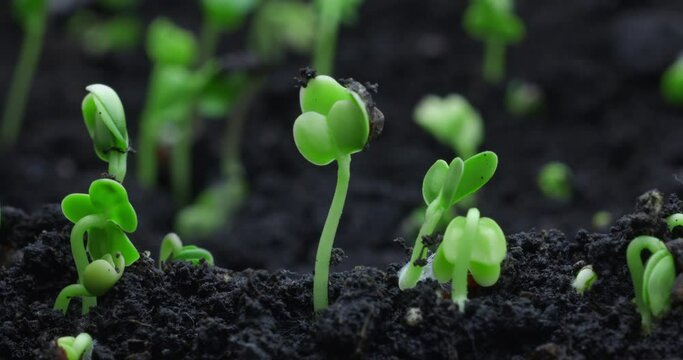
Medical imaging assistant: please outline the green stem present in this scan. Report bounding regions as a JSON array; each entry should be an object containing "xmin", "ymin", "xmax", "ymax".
[
  {"xmin": 108, "ymin": 151, "xmax": 127, "ymax": 182},
  {"xmin": 626, "ymin": 236, "xmax": 667, "ymax": 331},
  {"xmin": 171, "ymin": 124, "xmax": 192, "ymax": 205},
  {"xmin": 69, "ymin": 214, "xmax": 106, "ymax": 314},
  {"xmin": 399, "ymin": 201, "xmax": 445, "ymax": 290},
  {"xmin": 451, "ymin": 208, "xmax": 479, "ymax": 311},
  {"xmin": 313, "ymin": 2, "xmax": 341, "ymax": 75},
  {"xmin": 176, "ymin": 248, "xmax": 214, "ymax": 265},
  {"xmin": 483, "ymin": 39, "xmax": 505, "ymax": 85},
  {"xmin": 199, "ymin": 21, "xmax": 220, "ymax": 64},
  {"xmin": 53, "ymin": 284, "xmax": 92, "ymax": 314},
  {"xmin": 137, "ymin": 67, "xmax": 162, "ymax": 188},
  {"xmin": 1, "ymin": 14, "xmax": 47, "ymax": 148},
  {"xmin": 313, "ymin": 154, "xmax": 350, "ymax": 311}
]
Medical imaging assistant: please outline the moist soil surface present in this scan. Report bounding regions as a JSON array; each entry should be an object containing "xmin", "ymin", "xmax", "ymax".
[
  {"xmin": 2, "ymin": 0, "xmax": 683, "ymax": 358},
  {"xmin": 2, "ymin": 192, "xmax": 683, "ymax": 359}
]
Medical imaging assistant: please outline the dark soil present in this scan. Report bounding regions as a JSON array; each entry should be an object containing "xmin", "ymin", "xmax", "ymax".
[{"xmin": 1, "ymin": 191, "xmax": 683, "ymax": 359}]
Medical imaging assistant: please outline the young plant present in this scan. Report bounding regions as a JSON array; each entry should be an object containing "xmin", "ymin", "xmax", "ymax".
[
  {"xmin": 572, "ymin": 265, "xmax": 597, "ymax": 295},
  {"xmin": 463, "ymin": 0, "xmax": 525, "ymax": 84},
  {"xmin": 661, "ymin": 55, "xmax": 683, "ymax": 105},
  {"xmin": 431, "ymin": 208, "xmax": 506, "ymax": 310},
  {"xmin": 538, "ymin": 161, "xmax": 572, "ymax": 201},
  {"xmin": 313, "ymin": 0, "xmax": 363, "ymax": 75},
  {"xmin": 627, "ymin": 236, "xmax": 676, "ymax": 333},
  {"xmin": 293, "ymin": 72, "xmax": 383, "ymax": 311},
  {"xmin": 414, "ymin": 94, "xmax": 483, "ymax": 159},
  {"xmin": 398, "ymin": 152, "xmax": 498, "ymax": 290},
  {"xmin": 159, "ymin": 233, "xmax": 214, "ymax": 267},
  {"xmin": 67, "ymin": 12, "xmax": 143, "ymax": 56},
  {"xmin": 505, "ymin": 79, "xmax": 544, "ymax": 117},
  {"xmin": 200, "ymin": 0, "xmax": 257, "ymax": 61},
  {"xmin": 1, "ymin": 0, "xmax": 48, "ymax": 148},
  {"xmin": 137, "ymin": 18, "xmax": 216, "ymax": 204},
  {"xmin": 56, "ymin": 333, "xmax": 93, "ymax": 360},
  {"xmin": 666, "ymin": 213, "xmax": 683, "ymax": 232}
]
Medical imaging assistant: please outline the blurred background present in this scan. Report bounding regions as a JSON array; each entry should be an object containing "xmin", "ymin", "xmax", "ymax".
[{"xmin": 2, "ymin": 0, "xmax": 683, "ymax": 272}]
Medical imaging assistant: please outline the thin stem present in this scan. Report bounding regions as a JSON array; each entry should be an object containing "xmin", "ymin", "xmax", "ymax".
[
  {"xmin": 313, "ymin": 1, "xmax": 341, "ymax": 75},
  {"xmin": 137, "ymin": 67, "xmax": 162, "ymax": 188},
  {"xmin": 107, "ymin": 151, "xmax": 127, "ymax": 182},
  {"xmin": 626, "ymin": 236, "xmax": 667, "ymax": 331},
  {"xmin": 171, "ymin": 122, "xmax": 192, "ymax": 205},
  {"xmin": 69, "ymin": 215, "xmax": 106, "ymax": 314},
  {"xmin": 451, "ymin": 208, "xmax": 479, "ymax": 311},
  {"xmin": 1, "ymin": 13, "xmax": 47, "ymax": 148},
  {"xmin": 313, "ymin": 154, "xmax": 350, "ymax": 311},
  {"xmin": 399, "ymin": 201, "xmax": 444, "ymax": 290},
  {"xmin": 483, "ymin": 39, "xmax": 505, "ymax": 85},
  {"xmin": 54, "ymin": 284, "xmax": 91, "ymax": 314},
  {"xmin": 199, "ymin": 21, "xmax": 220, "ymax": 64}
]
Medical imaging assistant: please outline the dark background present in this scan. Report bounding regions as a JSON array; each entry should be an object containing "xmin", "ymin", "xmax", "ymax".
[{"xmin": 2, "ymin": 0, "xmax": 683, "ymax": 271}]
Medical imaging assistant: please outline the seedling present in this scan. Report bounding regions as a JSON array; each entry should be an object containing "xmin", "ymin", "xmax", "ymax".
[
  {"xmin": 414, "ymin": 94, "xmax": 483, "ymax": 159},
  {"xmin": 82, "ymin": 84, "xmax": 130, "ymax": 182},
  {"xmin": 627, "ymin": 236, "xmax": 676, "ymax": 333},
  {"xmin": 661, "ymin": 55, "xmax": 683, "ymax": 105},
  {"xmin": 138, "ymin": 18, "xmax": 216, "ymax": 203},
  {"xmin": 200, "ymin": 0, "xmax": 257, "ymax": 61},
  {"xmin": 159, "ymin": 233, "xmax": 214, "ymax": 267},
  {"xmin": 538, "ymin": 162, "xmax": 572, "ymax": 201},
  {"xmin": 666, "ymin": 213, "xmax": 683, "ymax": 232},
  {"xmin": 54, "ymin": 178, "xmax": 139, "ymax": 314},
  {"xmin": 572, "ymin": 265, "xmax": 597, "ymax": 295},
  {"xmin": 56, "ymin": 333, "xmax": 93, "ymax": 360},
  {"xmin": 313, "ymin": 0, "xmax": 363, "ymax": 75},
  {"xmin": 431, "ymin": 208, "xmax": 506, "ymax": 310},
  {"xmin": 293, "ymin": 73, "xmax": 383, "ymax": 311},
  {"xmin": 398, "ymin": 152, "xmax": 498, "ymax": 290},
  {"xmin": 1, "ymin": 0, "xmax": 47, "ymax": 148},
  {"xmin": 463, "ymin": 0, "xmax": 525, "ymax": 84},
  {"xmin": 67, "ymin": 12, "xmax": 142, "ymax": 56},
  {"xmin": 505, "ymin": 80, "xmax": 544, "ymax": 117}
]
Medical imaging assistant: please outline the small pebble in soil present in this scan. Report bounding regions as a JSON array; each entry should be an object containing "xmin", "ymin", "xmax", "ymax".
[{"xmin": 405, "ymin": 307, "xmax": 423, "ymax": 326}]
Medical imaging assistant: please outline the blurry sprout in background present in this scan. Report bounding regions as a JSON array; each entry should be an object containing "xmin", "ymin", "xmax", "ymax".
[
  {"xmin": 505, "ymin": 79, "xmax": 544, "ymax": 117},
  {"xmin": 66, "ymin": 12, "xmax": 143, "ymax": 56},
  {"xmin": 627, "ymin": 236, "xmax": 676, "ymax": 333},
  {"xmin": 1, "ymin": 0, "xmax": 47, "ymax": 148},
  {"xmin": 398, "ymin": 152, "xmax": 498, "ymax": 291},
  {"xmin": 572, "ymin": 265, "xmax": 597, "ymax": 295},
  {"xmin": 56, "ymin": 333, "xmax": 93, "ymax": 360},
  {"xmin": 592, "ymin": 210, "xmax": 613, "ymax": 230},
  {"xmin": 414, "ymin": 94, "xmax": 484, "ymax": 160},
  {"xmin": 431, "ymin": 208, "xmax": 507, "ymax": 311},
  {"xmin": 177, "ymin": 0, "xmax": 318, "ymax": 238},
  {"xmin": 200, "ymin": 0, "xmax": 257, "ymax": 61},
  {"xmin": 538, "ymin": 161, "xmax": 572, "ymax": 202},
  {"xmin": 313, "ymin": 0, "xmax": 364, "ymax": 75},
  {"xmin": 463, "ymin": 0, "xmax": 525, "ymax": 84},
  {"xmin": 137, "ymin": 18, "xmax": 217, "ymax": 204},
  {"xmin": 159, "ymin": 233, "xmax": 214, "ymax": 268},
  {"xmin": 661, "ymin": 54, "xmax": 683, "ymax": 105}
]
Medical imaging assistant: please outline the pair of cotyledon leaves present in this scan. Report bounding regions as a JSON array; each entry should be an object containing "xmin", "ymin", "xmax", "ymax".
[
  {"xmin": 62, "ymin": 178, "xmax": 139, "ymax": 266},
  {"xmin": 463, "ymin": 0, "xmax": 525, "ymax": 43},
  {"xmin": 628, "ymin": 236, "xmax": 676, "ymax": 321},
  {"xmin": 293, "ymin": 75, "xmax": 370, "ymax": 166},
  {"xmin": 82, "ymin": 84, "xmax": 129, "ymax": 167}
]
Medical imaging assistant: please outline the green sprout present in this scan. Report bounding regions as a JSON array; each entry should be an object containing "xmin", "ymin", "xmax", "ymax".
[
  {"xmin": 627, "ymin": 236, "xmax": 676, "ymax": 333},
  {"xmin": 54, "ymin": 179, "xmax": 139, "ymax": 314},
  {"xmin": 398, "ymin": 152, "xmax": 498, "ymax": 291},
  {"xmin": 67, "ymin": 12, "xmax": 143, "ymax": 56},
  {"xmin": 666, "ymin": 213, "xmax": 683, "ymax": 232},
  {"xmin": 1, "ymin": 0, "xmax": 47, "ymax": 148},
  {"xmin": 56, "ymin": 333, "xmax": 93, "ymax": 360},
  {"xmin": 661, "ymin": 55, "xmax": 683, "ymax": 105},
  {"xmin": 572, "ymin": 265, "xmax": 597, "ymax": 295},
  {"xmin": 431, "ymin": 208, "xmax": 506, "ymax": 310},
  {"xmin": 293, "ymin": 73, "xmax": 383, "ymax": 311},
  {"xmin": 200, "ymin": 0, "xmax": 257, "ymax": 61},
  {"xmin": 414, "ymin": 94, "xmax": 483, "ymax": 159},
  {"xmin": 505, "ymin": 79, "xmax": 544, "ymax": 117},
  {"xmin": 159, "ymin": 233, "xmax": 214, "ymax": 268},
  {"xmin": 313, "ymin": 0, "xmax": 363, "ymax": 75},
  {"xmin": 592, "ymin": 211, "xmax": 613, "ymax": 230},
  {"xmin": 137, "ymin": 18, "xmax": 217, "ymax": 204},
  {"xmin": 463, "ymin": 0, "xmax": 525, "ymax": 84},
  {"xmin": 82, "ymin": 84, "xmax": 130, "ymax": 182},
  {"xmin": 538, "ymin": 161, "xmax": 572, "ymax": 201}
]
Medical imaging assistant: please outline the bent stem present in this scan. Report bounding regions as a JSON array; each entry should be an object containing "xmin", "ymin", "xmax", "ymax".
[
  {"xmin": 54, "ymin": 284, "xmax": 92, "ymax": 314},
  {"xmin": 69, "ymin": 214, "xmax": 106, "ymax": 314},
  {"xmin": 1, "ymin": 12, "xmax": 47, "ymax": 148},
  {"xmin": 313, "ymin": 154, "xmax": 350, "ymax": 311},
  {"xmin": 399, "ymin": 201, "xmax": 444, "ymax": 290},
  {"xmin": 483, "ymin": 39, "xmax": 505, "ymax": 85},
  {"xmin": 313, "ymin": 1, "xmax": 341, "ymax": 75},
  {"xmin": 451, "ymin": 208, "xmax": 479, "ymax": 311},
  {"xmin": 626, "ymin": 235, "xmax": 667, "ymax": 332}
]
